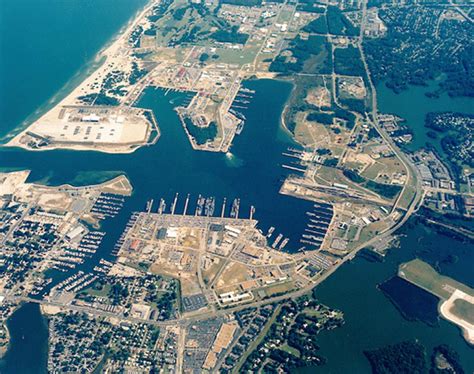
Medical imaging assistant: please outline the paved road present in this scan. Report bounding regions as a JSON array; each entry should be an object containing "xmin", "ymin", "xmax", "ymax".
[{"xmin": 1, "ymin": 0, "xmax": 427, "ymax": 338}]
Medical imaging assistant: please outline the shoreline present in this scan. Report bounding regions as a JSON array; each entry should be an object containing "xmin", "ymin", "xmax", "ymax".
[
  {"xmin": 0, "ymin": 302, "xmax": 20, "ymax": 361},
  {"xmin": 438, "ymin": 291, "xmax": 474, "ymax": 346},
  {"xmin": 0, "ymin": 0, "xmax": 154, "ymax": 147}
]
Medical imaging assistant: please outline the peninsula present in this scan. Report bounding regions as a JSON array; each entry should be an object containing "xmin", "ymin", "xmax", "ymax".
[{"xmin": 399, "ymin": 259, "xmax": 474, "ymax": 345}]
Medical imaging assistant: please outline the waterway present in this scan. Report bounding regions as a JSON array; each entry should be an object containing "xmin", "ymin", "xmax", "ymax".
[
  {"xmin": 377, "ymin": 81, "xmax": 474, "ymax": 152},
  {"xmin": 301, "ymin": 220, "xmax": 474, "ymax": 373},
  {"xmin": 1, "ymin": 1, "xmax": 474, "ymax": 373},
  {"xmin": 0, "ymin": 303, "xmax": 48, "ymax": 374}
]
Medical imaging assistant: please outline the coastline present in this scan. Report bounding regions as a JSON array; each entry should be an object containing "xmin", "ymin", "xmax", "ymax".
[
  {"xmin": 438, "ymin": 291, "xmax": 474, "ymax": 346},
  {"xmin": 0, "ymin": 325, "xmax": 10, "ymax": 359},
  {"xmin": 0, "ymin": 303, "xmax": 20, "ymax": 361},
  {"xmin": 1, "ymin": 0, "xmax": 154, "ymax": 147}
]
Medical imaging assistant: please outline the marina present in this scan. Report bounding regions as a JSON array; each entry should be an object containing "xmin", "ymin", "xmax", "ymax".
[
  {"xmin": 299, "ymin": 202, "xmax": 334, "ymax": 250},
  {"xmin": 90, "ymin": 193, "xmax": 125, "ymax": 219}
]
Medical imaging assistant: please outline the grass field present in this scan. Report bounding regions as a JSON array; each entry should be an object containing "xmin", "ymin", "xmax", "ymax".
[
  {"xmin": 263, "ymin": 281, "xmax": 295, "ymax": 297},
  {"xmin": 399, "ymin": 259, "xmax": 473, "ymax": 300},
  {"xmin": 84, "ymin": 283, "xmax": 112, "ymax": 298}
]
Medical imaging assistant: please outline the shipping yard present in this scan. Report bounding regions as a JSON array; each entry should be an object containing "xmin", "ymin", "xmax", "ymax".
[{"xmin": 7, "ymin": 106, "xmax": 159, "ymax": 153}]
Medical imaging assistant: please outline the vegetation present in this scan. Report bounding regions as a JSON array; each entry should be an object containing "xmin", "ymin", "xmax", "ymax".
[
  {"xmin": 270, "ymin": 35, "xmax": 332, "ymax": 75},
  {"xmin": 424, "ymin": 112, "xmax": 474, "ymax": 173},
  {"xmin": 307, "ymin": 112, "xmax": 333, "ymax": 125},
  {"xmin": 430, "ymin": 345, "xmax": 465, "ymax": 374},
  {"xmin": 343, "ymin": 169, "xmax": 401, "ymax": 199},
  {"xmin": 327, "ymin": 6, "xmax": 359, "ymax": 36},
  {"xmin": 172, "ymin": 6, "xmax": 187, "ymax": 21},
  {"xmin": 199, "ymin": 53, "xmax": 209, "ymax": 62},
  {"xmin": 129, "ymin": 62, "xmax": 148, "ymax": 85},
  {"xmin": 78, "ymin": 93, "xmax": 119, "ymax": 106},
  {"xmin": 210, "ymin": 26, "xmax": 249, "ymax": 44},
  {"xmin": 220, "ymin": 0, "xmax": 262, "ymax": 5},
  {"xmin": 364, "ymin": 7, "xmax": 473, "ymax": 97},
  {"xmin": 303, "ymin": 16, "xmax": 328, "ymax": 34},
  {"xmin": 365, "ymin": 180, "xmax": 402, "ymax": 199},
  {"xmin": 334, "ymin": 46, "xmax": 365, "ymax": 76},
  {"xmin": 239, "ymin": 296, "xmax": 344, "ymax": 373},
  {"xmin": 184, "ymin": 117, "xmax": 218, "ymax": 145},
  {"xmin": 296, "ymin": 1, "xmax": 325, "ymax": 14},
  {"xmin": 343, "ymin": 169, "xmax": 365, "ymax": 183},
  {"xmin": 338, "ymin": 97, "xmax": 366, "ymax": 114},
  {"xmin": 364, "ymin": 340, "xmax": 427, "ymax": 374}
]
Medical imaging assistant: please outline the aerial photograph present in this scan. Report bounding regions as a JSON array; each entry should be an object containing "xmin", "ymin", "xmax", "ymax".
[{"xmin": 0, "ymin": 0, "xmax": 472, "ymax": 373}]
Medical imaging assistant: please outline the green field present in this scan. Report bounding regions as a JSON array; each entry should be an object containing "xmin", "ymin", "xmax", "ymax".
[{"xmin": 399, "ymin": 259, "xmax": 473, "ymax": 300}]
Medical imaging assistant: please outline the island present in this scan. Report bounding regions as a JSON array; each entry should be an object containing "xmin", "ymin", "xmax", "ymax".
[{"xmin": 399, "ymin": 259, "xmax": 474, "ymax": 345}]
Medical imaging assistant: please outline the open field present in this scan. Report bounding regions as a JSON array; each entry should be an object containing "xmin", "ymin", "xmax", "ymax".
[
  {"xmin": 440, "ymin": 290, "xmax": 474, "ymax": 345},
  {"xmin": 399, "ymin": 259, "xmax": 474, "ymax": 344},
  {"xmin": 451, "ymin": 299, "xmax": 474, "ymax": 325},
  {"xmin": 399, "ymin": 259, "xmax": 473, "ymax": 300}
]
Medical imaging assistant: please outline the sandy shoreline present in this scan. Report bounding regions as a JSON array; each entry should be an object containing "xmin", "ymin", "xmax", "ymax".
[{"xmin": 2, "ymin": 0, "xmax": 157, "ymax": 153}]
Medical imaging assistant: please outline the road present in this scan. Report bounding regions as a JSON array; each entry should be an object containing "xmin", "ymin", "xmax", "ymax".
[
  {"xmin": 358, "ymin": 0, "xmax": 424, "ymax": 218},
  {"xmin": 0, "ymin": 203, "xmax": 31, "ymax": 247},
  {"xmin": 0, "ymin": 1, "xmax": 428, "ymax": 356}
]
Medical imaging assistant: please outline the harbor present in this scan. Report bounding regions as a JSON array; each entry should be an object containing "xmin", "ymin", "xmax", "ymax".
[{"xmin": 2, "ymin": 75, "xmax": 473, "ymax": 372}]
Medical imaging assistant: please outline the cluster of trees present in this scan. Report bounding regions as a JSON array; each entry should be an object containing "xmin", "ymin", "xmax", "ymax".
[
  {"xmin": 129, "ymin": 25, "xmax": 143, "ymax": 48},
  {"xmin": 172, "ymin": 6, "xmax": 187, "ymax": 21},
  {"xmin": 210, "ymin": 26, "xmax": 249, "ymax": 44},
  {"xmin": 129, "ymin": 62, "xmax": 148, "ymax": 85},
  {"xmin": 364, "ymin": 340, "xmax": 427, "ymax": 374},
  {"xmin": 424, "ymin": 112, "xmax": 474, "ymax": 178},
  {"xmin": 270, "ymin": 35, "xmax": 332, "ymax": 75},
  {"xmin": 184, "ymin": 117, "xmax": 218, "ymax": 145},
  {"xmin": 78, "ymin": 93, "xmax": 119, "ymax": 106},
  {"xmin": 199, "ymin": 53, "xmax": 209, "ymax": 62},
  {"xmin": 338, "ymin": 97, "xmax": 366, "ymax": 114},
  {"xmin": 241, "ymin": 297, "xmax": 344, "ymax": 373},
  {"xmin": 326, "ymin": 6, "xmax": 359, "ymax": 36},
  {"xmin": 306, "ymin": 105, "xmax": 357, "ymax": 129},
  {"xmin": 431, "ymin": 345, "xmax": 465, "ymax": 374},
  {"xmin": 303, "ymin": 16, "xmax": 328, "ymax": 34},
  {"xmin": 173, "ymin": 25, "xmax": 203, "ymax": 46},
  {"xmin": 334, "ymin": 46, "xmax": 365, "ymax": 76},
  {"xmin": 343, "ymin": 169, "xmax": 401, "ymax": 199},
  {"xmin": 109, "ymin": 283, "xmax": 129, "ymax": 305},
  {"xmin": 220, "ymin": 0, "xmax": 262, "ymax": 5},
  {"xmin": 307, "ymin": 111, "xmax": 333, "ymax": 125},
  {"xmin": 365, "ymin": 341, "xmax": 466, "ymax": 374},
  {"xmin": 143, "ymin": 24, "xmax": 157, "ymax": 36},
  {"xmin": 297, "ymin": 2, "xmax": 325, "ymax": 13},
  {"xmin": 147, "ymin": 0, "xmax": 173, "ymax": 22},
  {"xmin": 155, "ymin": 290, "xmax": 177, "ymax": 320}
]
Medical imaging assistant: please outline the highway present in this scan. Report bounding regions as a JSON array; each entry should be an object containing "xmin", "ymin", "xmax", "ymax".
[
  {"xmin": 358, "ymin": 0, "xmax": 424, "ymax": 218},
  {"xmin": 0, "ymin": 2, "xmax": 430, "ymax": 358}
]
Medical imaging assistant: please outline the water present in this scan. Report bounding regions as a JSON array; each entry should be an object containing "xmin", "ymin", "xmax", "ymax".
[
  {"xmin": 297, "ymin": 221, "xmax": 474, "ymax": 374},
  {"xmin": 0, "ymin": 79, "xmax": 315, "ymax": 370},
  {"xmin": 377, "ymin": 81, "xmax": 474, "ymax": 152},
  {"xmin": 0, "ymin": 0, "xmax": 148, "ymax": 140},
  {"xmin": 0, "ymin": 303, "xmax": 48, "ymax": 374}
]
